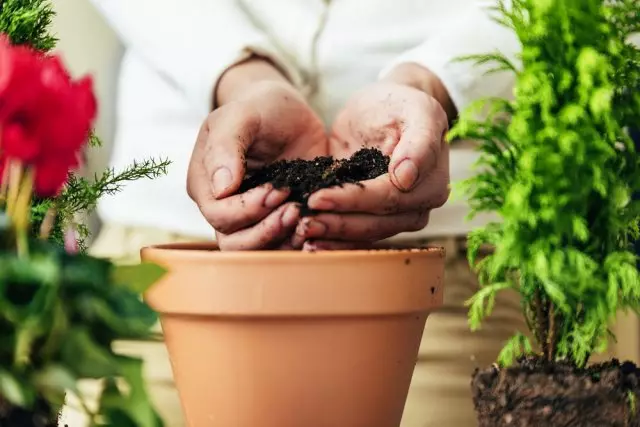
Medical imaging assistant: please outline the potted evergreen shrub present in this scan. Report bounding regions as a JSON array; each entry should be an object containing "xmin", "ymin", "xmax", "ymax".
[
  {"xmin": 448, "ymin": 0, "xmax": 640, "ymax": 425},
  {"xmin": 0, "ymin": 0, "xmax": 170, "ymax": 425}
]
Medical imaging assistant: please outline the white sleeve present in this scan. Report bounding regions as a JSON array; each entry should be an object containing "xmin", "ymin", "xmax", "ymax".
[
  {"xmin": 89, "ymin": 0, "xmax": 302, "ymax": 114},
  {"xmin": 379, "ymin": 1, "xmax": 521, "ymax": 113}
]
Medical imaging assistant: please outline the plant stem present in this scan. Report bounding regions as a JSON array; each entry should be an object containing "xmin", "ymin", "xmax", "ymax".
[
  {"xmin": 534, "ymin": 287, "xmax": 549, "ymax": 359},
  {"xmin": 0, "ymin": 158, "xmax": 8, "ymax": 208},
  {"xmin": 38, "ymin": 206, "xmax": 56, "ymax": 239},
  {"xmin": 5, "ymin": 160, "xmax": 22, "ymax": 218},
  {"xmin": 14, "ymin": 168, "xmax": 34, "ymax": 258},
  {"xmin": 548, "ymin": 301, "xmax": 557, "ymax": 362}
]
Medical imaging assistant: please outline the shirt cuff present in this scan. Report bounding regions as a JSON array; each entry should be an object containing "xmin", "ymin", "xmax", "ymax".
[{"xmin": 203, "ymin": 42, "xmax": 304, "ymax": 112}]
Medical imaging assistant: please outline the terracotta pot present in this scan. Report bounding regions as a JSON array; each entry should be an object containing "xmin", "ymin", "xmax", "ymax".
[{"xmin": 141, "ymin": 243, "xmax": 445, "ymax": 427}]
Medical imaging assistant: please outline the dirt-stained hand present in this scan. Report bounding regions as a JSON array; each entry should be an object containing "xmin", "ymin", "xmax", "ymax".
[
  {"xmin": 292, "ymin": 72, "xmax": 451, "ymax": 250},
  {"xmin": 187, "ymin": 71, "xmax": 327, "ymax": 250}
]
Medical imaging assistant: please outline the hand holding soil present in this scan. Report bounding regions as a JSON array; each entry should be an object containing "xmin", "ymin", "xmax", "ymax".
[
  {"xmin": 192, "ymin": 61, "xmax": 453, "ymax": 251},
  {"xmin": 187, "ymin": 60, "xmax": 327, "ymax": 251},
  {"xmin": 291, "ymin": 79, "xmax": 451, "ymax": 250}
]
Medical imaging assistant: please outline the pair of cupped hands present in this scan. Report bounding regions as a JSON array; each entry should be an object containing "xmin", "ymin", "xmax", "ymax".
[{"xmin": 187, "ymin": 59, "xmax": 453, "ymax": 251}]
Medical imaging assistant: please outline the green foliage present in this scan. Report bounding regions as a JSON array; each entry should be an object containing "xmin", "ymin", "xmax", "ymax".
[
  {"xmin": 31, "ymin": 156, "xmax": 171, "ymax": 250},
  {"xmin": 450, "ymin": 0, "xmax": 640, "ymax": 367},
  {"xmin": 497, "ymin": 333, "xmax": 533, "ymax": 366},
  {"xmin": 0, "ymin": 0, "xmax": 56, "ymax": 51},
  {"xmin": 0, "ymin": 223, "xmax": 165, "ymax": 425}
]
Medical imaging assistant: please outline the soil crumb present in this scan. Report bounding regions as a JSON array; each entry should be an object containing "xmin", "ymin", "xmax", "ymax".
[
  {"xmin": 472, "ymin": 356, "xmax": 640, "ymax": 427},
  {"xmin": 238, "ymin": 147, "xmax": 390, "ymax": 212}
]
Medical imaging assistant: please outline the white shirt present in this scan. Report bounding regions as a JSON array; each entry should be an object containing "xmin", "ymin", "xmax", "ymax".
[{"xmin": 89, "ymin": 0, "xmax": 519, "ymax": 239}]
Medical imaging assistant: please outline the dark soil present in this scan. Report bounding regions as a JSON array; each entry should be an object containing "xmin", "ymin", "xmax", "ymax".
[
  {"xmin": 238, "ymin": 147, "xmax": 390, "ymax": 213},
  {"xmin": 472, "ymin": 356, "xmax": 640, "ymax": 427},
  {"xmin": 0, "ymin": 397, "xmax": 61, "ymax": 427}
]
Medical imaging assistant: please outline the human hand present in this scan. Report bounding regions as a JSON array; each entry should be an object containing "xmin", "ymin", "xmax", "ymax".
[
  {"xmin": 187, "ymin": 58, "xmax": 327, "ymax": 250},
  {"xmin": 292, "ymin": 63, "xmax": 453, "ymax": 250}
]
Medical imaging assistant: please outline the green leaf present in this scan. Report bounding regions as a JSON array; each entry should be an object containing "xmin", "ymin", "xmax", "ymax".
[
  {"xmin": 0, "ymin": 370, "xmax": 33, "ymax": 407},
  {"xmin": 61, "ymin": 329, "xmax": 120, "ymax": 378},
  {"xmin": 39, "ymin": 299, "xmax": 70, "ymax": 359},
  {"xmin": 99, "ymin": 357, "xmax": 164, "ymax": 427},
  {"xmin": 465, "ymin": 282, "xmax": 515, "ymax": 330},
  {"xmin": 2, "ymin": 253, "xmax": 60, "ymax": 285},
  {"xmin": 78, "ymin": 291, "xmax": 158, "ymax": 339},
  {"xmin": 453, "ymin": 52, "xmax": 520, "ymax": 75},
  {"xmin": 14, "ymin": 316, "xmax": 45, "ymax": 367},
  {"xmin": 497, "ymin": 333, "xmax": 533, "ymax": 367},
  {"xmin": 112, "ymin": 263, "xmax": 167, "ymax": 294},
  {"xmin": 33, "ymin": 364, "xmax": 78, "ymax": 408},
  {"xmin": 62, "ymin": 253, "xmax": 112, "ymax": 289}
]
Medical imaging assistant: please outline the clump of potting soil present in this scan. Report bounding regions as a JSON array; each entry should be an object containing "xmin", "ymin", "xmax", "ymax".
[
  {"xmin": 239, "ymin": 147, "xmax": 390, "ymax": 211},
  {"xmin": 472, "ymin": 356, "xmax": 640, "ymax": 427}
]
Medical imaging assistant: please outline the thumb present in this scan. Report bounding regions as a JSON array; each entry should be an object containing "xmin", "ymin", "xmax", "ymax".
[
  {"xmin": 203, "ymin": 108, "xmax": 260, "ymax": 199},
  {"xmin": 389, "ymin": 116, "xmax": 447, "ymax": 192}
]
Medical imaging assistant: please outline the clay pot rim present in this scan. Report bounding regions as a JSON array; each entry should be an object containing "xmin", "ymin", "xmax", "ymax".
[{"xmin": 142, "ymin": 242, "xmax": 445, "ymax": 260}]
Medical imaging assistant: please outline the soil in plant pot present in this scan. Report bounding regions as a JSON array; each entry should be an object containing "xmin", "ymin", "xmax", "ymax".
[
  {"xmin": 238, "ymin": 147, "xmax": 390, "ymax": 214},
  {"xmin": 0, "ymin": 396, "xmax": 62, "ymax": 427},
  {"xmin": 472, "ymin": 356, "xmax": 640, "ymax": 427}
]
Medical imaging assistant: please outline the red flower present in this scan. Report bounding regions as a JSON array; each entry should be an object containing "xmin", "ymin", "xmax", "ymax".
[
  {"xmin": 33, "ymin": 153, "xmax": 77, "ymax": 196},
  {"xmin": 0, "ymin": 35, "xmax": 97, "ymax": 196}
]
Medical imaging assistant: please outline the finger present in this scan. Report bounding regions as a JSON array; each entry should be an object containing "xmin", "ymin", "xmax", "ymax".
[
  {"xmin": 292, "ymin": 210, "xmax": 430, "ymax": 247},
  {"xmin": 307, "ymin": 175, "xmax": 443, "ymax": 215},
  {"xmin": 203, "ymin": 105, "xmax": 261, "ymax": 199},
  {"xmin": 389, "ymin": 104, "xmax": 448, "ymax": 192},
  {"xmin": 197, "ymin": 184, "xmax": 290, "ymax": 234},
  {"xmin": 275, "ymin": 236, "xmax": 297, "ymax": 250},
  {"xmin": 302, "ymin": 240, "xmax": 375, "ymax": 251},
  {"xmin": 216, "ymin": 203, "xmax": 300, "ymax": 251}
]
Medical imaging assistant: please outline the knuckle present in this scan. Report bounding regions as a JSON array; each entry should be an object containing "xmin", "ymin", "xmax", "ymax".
[
  {"xmin": 435, "ymin": 105, "xmax": 448, "ymax": 129},
  {"xmin": 329, "ymin": 215, "xmax": 347, "ymax": 237},
  {"xmin": 432, "ymin": 186, "xmax": 451, "ymax": 209},
  {"xmin": 408, "ymin": 209, "xmax": 431, "ymax": 232},
  {"xmin": 205, "ymin": 109, "xmax": 224, "ymax": 129},
  {"xmin": 199, "ymin": 203, "xmax": 232, "ymax": 234},
  {"xmin": 381, "ymin": 185, "xmax": 401, "ymax": 213},
  {"xmin": 257, "ymin": 218, "xmax": 282, "ymax": 247}
]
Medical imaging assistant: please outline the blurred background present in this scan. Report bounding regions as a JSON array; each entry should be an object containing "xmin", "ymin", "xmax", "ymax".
[
  {"xmin": 50, "ymin": 0, "xmax": 120, "ymax": 242},
  {"xmin": 50, "ymin": 0, "xmax": 640, "ymax": 362}
]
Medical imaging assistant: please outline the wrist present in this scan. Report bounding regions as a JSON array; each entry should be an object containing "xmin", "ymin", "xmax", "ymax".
[
  {"xmin": 383, "ymin": 62, "xmax": 457, "ymax": 121},
  {"xmin": 215, "ymin": 56, "xmax": 294, "ymax": 107}
]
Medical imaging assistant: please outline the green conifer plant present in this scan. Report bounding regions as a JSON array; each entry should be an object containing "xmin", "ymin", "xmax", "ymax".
[{"xmin": 449, "ymin": 0, "xmax": 639, "ymax": 425}]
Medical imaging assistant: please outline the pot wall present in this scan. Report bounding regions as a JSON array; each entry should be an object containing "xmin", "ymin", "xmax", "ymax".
[{"xmin": 142, "ymin": 244, "xmax": 445, "ymax": 427}]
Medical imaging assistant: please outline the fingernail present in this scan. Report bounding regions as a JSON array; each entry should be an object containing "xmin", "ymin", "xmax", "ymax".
[
  {"xmin": 296, "ymin": 217, "xmax": 327, "ymax": 238},
  {"xmin": 264, "ymin": 188, "xmax": 288, "ymax": 208},
  {"xmin": 281, "ymin": 205, "xmax": 299, "ymax": 228},
  {"xmin": 393, "ymin": 159, "xmax": 419, "ymax": 191},
  {"xmin": 308, "ymin": 197, "xmax": 335, "ymax": 211},
  {"xmin": 212, "ymin": 167, "xmax": 233, "ymax": 197},
  {"xmin": 305, "ymin": 219, "xmax": 327, "ymax": 237}
]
